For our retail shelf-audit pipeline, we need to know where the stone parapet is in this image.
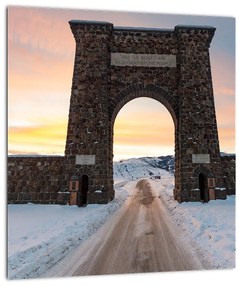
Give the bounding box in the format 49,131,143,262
8,156,64,204
221,154,236,195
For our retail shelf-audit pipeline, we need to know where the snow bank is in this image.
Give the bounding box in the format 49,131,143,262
151,177,235,269
8,184,129,279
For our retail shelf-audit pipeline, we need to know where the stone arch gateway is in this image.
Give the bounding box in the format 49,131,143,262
62,20,226,204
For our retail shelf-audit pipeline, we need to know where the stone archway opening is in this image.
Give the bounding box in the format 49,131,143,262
109,84,179,202
113,97,175,163
62,20,227,204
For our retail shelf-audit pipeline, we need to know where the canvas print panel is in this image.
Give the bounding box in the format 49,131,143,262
8,6,235,279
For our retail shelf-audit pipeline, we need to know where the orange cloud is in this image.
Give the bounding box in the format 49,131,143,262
8,6,75,56
114,120,174,146
114,99,175,157
8,42,74,92
8,6,75,101
8,122,67,155
218,127,235,153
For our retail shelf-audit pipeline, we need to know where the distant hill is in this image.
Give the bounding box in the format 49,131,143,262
113,153,235,181
113,155,174,181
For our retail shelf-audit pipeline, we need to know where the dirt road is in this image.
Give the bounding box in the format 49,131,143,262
43,179,203,277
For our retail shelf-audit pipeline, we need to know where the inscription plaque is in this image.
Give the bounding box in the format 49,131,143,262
192,154,210,164
111,53,176,67
76,155,95,165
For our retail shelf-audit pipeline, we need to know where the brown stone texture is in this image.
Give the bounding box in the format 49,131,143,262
8,156,66,204
7,21,234,205
174,26,225,202
63,21,228,203
62,21,114,204
221,155,236,195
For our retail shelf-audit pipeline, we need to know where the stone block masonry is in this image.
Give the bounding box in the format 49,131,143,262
221,154,236,195
7,154,235,204
8,156,67,204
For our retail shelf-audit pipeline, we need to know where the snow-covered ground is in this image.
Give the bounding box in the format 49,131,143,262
8,182,131,279
8,157,235,279
151,177,235,269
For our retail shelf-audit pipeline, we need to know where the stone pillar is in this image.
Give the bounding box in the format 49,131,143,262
62,20,114,204
174,26,226,202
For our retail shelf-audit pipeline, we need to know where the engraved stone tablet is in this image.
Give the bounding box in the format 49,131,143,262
76,155,95,165
111,53,176,67
192,154,210,164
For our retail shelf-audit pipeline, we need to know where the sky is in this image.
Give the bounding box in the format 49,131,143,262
8,5,235,161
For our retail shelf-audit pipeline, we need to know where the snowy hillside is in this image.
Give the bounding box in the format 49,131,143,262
114,155,174,181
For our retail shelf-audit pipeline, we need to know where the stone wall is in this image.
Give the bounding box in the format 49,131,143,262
8,156,67,204
7,154,235,204
221,154,236,195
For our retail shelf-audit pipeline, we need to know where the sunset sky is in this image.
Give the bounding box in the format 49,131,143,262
8,6,235,161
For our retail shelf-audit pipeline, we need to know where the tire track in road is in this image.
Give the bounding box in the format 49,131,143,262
71,179,203,275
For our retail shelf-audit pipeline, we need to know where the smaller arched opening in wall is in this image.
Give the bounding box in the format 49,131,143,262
69,174,89,206
198,173,209,202
193,166,216,203
78,175,89,206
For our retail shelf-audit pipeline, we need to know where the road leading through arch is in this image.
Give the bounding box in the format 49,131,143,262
43,179,204,277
